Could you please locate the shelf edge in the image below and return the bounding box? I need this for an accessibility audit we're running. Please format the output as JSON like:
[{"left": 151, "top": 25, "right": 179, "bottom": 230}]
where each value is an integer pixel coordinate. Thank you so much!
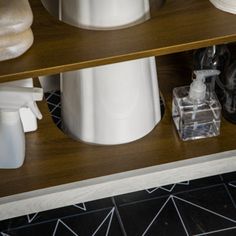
[
  {"left": 1, "top": 149, "right": 236, "bottom": 221},
  {"left": 1, "top": 35, "right": 236, "bottom": 83}
]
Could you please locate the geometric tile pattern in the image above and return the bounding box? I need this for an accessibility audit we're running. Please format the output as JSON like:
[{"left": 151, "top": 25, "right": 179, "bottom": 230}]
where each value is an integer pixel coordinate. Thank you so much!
[
  {"left": 45, "top": 90, "right": 62, "bottom": 128},
  {"left": 1, "top": 175, "right": 236, "bottom": 235},
  {"left": 1, "top": 91, "right": 236, "bottom": 235},
  {"left": 118, "top": 186, "right": 236, "bottom": 236}
]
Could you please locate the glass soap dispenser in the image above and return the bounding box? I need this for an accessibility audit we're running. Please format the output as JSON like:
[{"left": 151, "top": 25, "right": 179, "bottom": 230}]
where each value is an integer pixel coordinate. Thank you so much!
[{"left": 172, "top": 70, "right": 222, "bottom": 141}]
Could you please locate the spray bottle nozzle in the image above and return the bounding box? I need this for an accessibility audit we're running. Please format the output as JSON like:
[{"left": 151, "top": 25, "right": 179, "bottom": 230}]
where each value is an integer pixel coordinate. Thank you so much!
[
  {"left": 189, "top": 69, "right": 221, "bottom": 101},
  {"left": 0, "top": 86, "right": 43, "bottom": 119}
]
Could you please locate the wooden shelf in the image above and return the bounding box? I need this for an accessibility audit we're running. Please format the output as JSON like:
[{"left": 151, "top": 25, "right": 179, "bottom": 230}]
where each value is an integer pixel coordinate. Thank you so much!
[
  {"left": 1, "top": 0, "right": 236, "bottom": 222},
  {"left": 1, "top": 53, "right": 236, "bottom": 220},
  {"left": 1, "top": 0, "right": 236, "bottom": 82}
]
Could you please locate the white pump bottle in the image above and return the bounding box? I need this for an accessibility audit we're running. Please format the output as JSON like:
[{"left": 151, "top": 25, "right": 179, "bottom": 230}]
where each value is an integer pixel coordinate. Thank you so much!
[{"left": 0, "top": 86, "right": 43, "bottom": 169}]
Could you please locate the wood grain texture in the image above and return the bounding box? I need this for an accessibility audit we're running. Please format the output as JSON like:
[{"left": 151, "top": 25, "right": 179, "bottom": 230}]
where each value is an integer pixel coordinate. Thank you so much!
[
  {"left": 1, "top": 0, "right": 236, "bottom": 81},
  {"left": 0, "top": 53, "right": 236, "bottom": 200}
]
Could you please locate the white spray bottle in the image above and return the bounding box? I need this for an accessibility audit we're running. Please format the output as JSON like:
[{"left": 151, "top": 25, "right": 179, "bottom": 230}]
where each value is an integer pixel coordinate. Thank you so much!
[{"left": 0, "top": 86, "right": 43, "bottom": 168}]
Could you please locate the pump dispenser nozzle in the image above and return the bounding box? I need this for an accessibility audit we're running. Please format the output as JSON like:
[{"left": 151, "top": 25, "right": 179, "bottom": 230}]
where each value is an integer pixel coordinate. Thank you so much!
[
  {"left": 0, "top": 86, "right": 43, "bottom": 169},
  {"left": 189, "top": 70, "right": 221, "bottom": 101}
]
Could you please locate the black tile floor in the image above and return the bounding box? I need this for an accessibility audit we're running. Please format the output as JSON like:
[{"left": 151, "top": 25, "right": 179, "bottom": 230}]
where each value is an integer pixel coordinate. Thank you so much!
[
  {"left": 1, "top": 91, "right": 236, "bottom": 235},
  {"left": 1, "top": 175, "right": 236, "bottom": 235}
]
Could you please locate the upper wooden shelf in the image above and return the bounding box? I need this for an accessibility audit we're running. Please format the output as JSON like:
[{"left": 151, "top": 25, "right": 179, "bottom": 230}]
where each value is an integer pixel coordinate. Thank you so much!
[{"left": 1, "top": 0, "right": 236, "bottom": 82}]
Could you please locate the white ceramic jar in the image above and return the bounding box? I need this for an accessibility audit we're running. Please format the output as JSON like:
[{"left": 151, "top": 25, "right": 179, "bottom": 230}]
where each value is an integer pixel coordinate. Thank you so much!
[
  {"left": 61, "top": 57, "right": 161, "bottom": 145},
  {"left": 61, "top": 0, "right": 150, "bottom": 30},
  {"left": 47, "top": 0, "right": 162, "bottom": 145},
  {"left": 209, "top": 0, "right": 236, "bottom": 14}
]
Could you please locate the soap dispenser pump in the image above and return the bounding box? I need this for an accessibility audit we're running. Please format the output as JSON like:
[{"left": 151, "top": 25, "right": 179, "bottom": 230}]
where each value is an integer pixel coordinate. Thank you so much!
[
  {"left": 172, "top": 70, "right": 222, "bottom": 141},
  {"left": 0, "top": 86, "right": 43, "bottom": 169}
]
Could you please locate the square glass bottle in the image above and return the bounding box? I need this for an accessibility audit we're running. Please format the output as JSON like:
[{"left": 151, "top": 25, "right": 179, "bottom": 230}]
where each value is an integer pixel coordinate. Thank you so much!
[{"left": 172, "top": 70, "right": 222, "bottom": 141}]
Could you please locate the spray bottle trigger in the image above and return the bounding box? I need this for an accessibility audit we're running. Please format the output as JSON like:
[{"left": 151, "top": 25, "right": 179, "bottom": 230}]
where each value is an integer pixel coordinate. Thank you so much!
[{"left": 28, "top": 101, "right": 42, "bottom": 120}]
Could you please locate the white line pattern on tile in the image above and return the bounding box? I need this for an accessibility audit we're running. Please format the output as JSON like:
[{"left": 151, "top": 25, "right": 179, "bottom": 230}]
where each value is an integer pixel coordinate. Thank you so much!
[
  {"left": 142, "top": 196, "right": 172, "bottom": 236},
  {"left": 160, "top": 185, "right": 176, "bottom": 192},
  {"left": 172, "top": 197, "right": 189, "bottom": 236},
  {"left": 92, "top": 207, "right": 115, "bottom": 236},
  {"left": 229, "top": 182, "right": 236, "bottom": 188},
  {"left": 73, "top": 203, "right": 86, "bottom": 211},
  {"left": 146, "top": 187, "right": 159, "bottom": 194},
  {"left": 194, "top": 225, "right": 236, "bottom": 235},
  {"left": 52, "top": 219, "right": 78, "bottom": 236},
  {"left": 173, "top": 195, "right": 236, "bottom": 223},
  {"left": 146, "top": 181, "right": 190, "bottom": 194},
  {"left": 27, "top": 213, "right": 39, "bottom": 223},
  {"left": 106, "top": 208, "right": 115, "bottom": 236}
]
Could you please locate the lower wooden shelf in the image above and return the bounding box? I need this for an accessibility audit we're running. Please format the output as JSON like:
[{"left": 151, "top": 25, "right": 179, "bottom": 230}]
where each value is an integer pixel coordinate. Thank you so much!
[{"left": 1, "top": 52, "right": 236, "bottom": 221}]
